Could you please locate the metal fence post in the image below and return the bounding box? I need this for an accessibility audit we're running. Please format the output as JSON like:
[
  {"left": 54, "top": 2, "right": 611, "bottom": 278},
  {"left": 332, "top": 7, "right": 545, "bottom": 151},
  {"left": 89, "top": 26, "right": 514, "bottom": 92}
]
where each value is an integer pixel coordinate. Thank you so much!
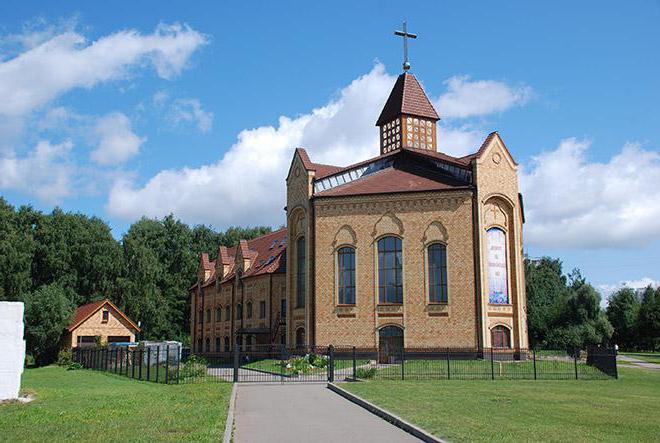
[
  {"left": 156, "top": 346, "right": 160, "bottom": 382},
  {"left": 533, "top": 348, "right": 537, "bottom": 380},
  {"left": 401, "top": 346, "right": 405, "bottom": 381},
  {"left": 176, "top": 345, "right": 181, "bottom": 384},
  {"left": 574, "top": 349, "right": 579, "bottom": 380},
  {"left": 165, "top": 345, "right": 170, "bottom": 384},
  {"left": 446, "top": 347, "right": 451, "bottom": 380},
  {"left": 328, "top": 345, "right": 335, "bottom": 383},
  {"left": 352, "top": 346, "right": 356, "bottom": 380},
  {"left": 147, "top": 348, "right": 151, "bottom": 381},
  {"left": 490, "top": 348, "right": 495, "bottom": 380},
  {"left": 233, "top": 345, "right": 240, "bottom": 383}
]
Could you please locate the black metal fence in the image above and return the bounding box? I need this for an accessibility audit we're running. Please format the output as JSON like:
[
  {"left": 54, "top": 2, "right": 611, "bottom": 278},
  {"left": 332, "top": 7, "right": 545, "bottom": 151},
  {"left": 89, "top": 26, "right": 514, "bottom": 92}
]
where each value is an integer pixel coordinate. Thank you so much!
[
  {"left": 73, "top": 346, "right": 181, "bottom": 384},
  {"left": 73, "top": 345, "right": 617, "bottom": 384}
]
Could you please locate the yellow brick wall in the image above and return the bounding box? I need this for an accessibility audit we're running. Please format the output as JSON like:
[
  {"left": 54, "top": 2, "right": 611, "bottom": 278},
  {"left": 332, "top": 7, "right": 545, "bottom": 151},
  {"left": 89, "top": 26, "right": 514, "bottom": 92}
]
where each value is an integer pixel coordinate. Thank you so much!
[{"left": 312, "top": 190, "right": 478, "bottom": 348}]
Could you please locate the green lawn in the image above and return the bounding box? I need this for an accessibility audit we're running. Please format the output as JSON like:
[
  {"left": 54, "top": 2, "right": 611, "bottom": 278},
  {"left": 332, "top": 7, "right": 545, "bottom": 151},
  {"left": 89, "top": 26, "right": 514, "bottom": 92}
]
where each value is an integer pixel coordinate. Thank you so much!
[
  {"left": 342, "top": 367, "right": 660, "bottom": 442},
  {"left": 0, "top": 366, "right": 232, "bottom": 442},
  {"left": 620, "top": 352, "right": 660, "bottom": 364}
]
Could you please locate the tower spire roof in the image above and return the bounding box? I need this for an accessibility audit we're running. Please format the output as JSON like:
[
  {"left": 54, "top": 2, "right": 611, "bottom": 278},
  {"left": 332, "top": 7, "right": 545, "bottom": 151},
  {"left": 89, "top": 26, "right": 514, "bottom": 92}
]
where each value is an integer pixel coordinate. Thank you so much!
[{"left": 375, "top": 72, "right": 439, "bottom": 126}]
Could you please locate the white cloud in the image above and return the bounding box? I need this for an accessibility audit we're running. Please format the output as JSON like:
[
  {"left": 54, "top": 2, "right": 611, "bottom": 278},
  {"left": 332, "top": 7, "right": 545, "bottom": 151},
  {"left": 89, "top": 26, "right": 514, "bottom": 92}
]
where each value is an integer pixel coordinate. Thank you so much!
[
  {"left": 598, "top": 277, "right": 660, "bottom": 300},
  {"left": 0, "top": 140, "right": 73, "bottom": 202},
  {"left": 169, "top": 98, "right": 213, "bottom": 133},
  {"left": 107, "top": 65, "right": 531, "bottom": 227},
  {"left": 91, "top": 112, "right": 145, "bottom": 165},
  {"left": 435, "top": 75, "right": 532, "bottom": 118},
  {"left": 521, "top": 139, "right": 660, "bottom": 248},
  {"left": 0, "top": 22, "right": 207, "bottom": 118}
]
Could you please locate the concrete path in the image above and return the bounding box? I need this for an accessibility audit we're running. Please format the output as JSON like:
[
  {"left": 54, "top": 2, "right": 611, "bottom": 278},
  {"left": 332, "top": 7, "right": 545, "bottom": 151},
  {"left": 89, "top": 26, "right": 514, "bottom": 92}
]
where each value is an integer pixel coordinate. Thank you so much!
[
  {"left": 617, "top": 355, "right": 660, "bottom": 371},
  {"left": 233, "top": 383, "right": 420, "bottom": 442}
]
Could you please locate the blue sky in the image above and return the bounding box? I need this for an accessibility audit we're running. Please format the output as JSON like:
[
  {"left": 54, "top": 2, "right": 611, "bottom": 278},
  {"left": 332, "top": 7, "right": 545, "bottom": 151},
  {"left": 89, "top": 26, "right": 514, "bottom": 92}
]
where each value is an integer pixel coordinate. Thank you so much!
[{"left": 1, "top": 1, "right": 659, "bottom": 297}]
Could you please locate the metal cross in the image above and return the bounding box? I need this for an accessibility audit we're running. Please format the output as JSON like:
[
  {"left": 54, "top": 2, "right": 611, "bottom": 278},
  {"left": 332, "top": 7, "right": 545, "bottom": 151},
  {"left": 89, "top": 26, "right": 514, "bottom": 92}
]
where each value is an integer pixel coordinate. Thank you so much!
[{"left": 394, "top": 21, "right": 417, "bottom": 71}]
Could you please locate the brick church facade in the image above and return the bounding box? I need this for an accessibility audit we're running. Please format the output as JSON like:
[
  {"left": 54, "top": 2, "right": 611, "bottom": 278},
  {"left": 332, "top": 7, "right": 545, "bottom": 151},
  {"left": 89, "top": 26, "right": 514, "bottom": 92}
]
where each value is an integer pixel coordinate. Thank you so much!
[{"left": 190, "top": 70, "right": 528, "bottom": 355}]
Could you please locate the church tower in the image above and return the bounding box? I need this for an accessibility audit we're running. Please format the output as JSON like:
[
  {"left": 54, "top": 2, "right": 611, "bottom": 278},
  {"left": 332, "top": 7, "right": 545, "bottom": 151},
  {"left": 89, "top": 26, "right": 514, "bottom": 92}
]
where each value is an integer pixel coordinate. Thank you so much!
[{"left": 375, "top": 73, "right": 440, "bottom": 155}]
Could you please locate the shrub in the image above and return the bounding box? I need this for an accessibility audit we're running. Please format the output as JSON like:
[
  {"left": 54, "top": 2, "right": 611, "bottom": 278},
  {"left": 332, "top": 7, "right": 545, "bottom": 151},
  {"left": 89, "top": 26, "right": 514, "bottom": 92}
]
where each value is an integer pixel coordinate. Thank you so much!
[
  {"left": 56, "top": 349, "right": 73, "bottom": 366},
  {"left": 67, "top": 361, "right": 83, "bottom": 370},
  {"left": 178, "top": 355, "right": 208, "bottom": 380},
  {"left": 355, "top": 367, "right": 377, "bottom": 379}
]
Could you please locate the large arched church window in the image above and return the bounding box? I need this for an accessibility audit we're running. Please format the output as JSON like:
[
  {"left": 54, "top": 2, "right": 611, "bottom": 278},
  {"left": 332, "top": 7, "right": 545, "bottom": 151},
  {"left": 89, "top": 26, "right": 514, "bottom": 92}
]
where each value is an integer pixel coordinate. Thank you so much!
[
  {"left": 296, "top": 236, "right": 306, "bottom": 308},
  {"left": 487, "top": 228, "right": 509, "bottom": 304},
  {"left": 427, "top": 243, "right": 448, "bottom": 303},
  {"left": 377, "top": 236, "right": 403, "bottom": 304},
  {"left": 337, "top": 247, "right": 356, "bottom": 305}
]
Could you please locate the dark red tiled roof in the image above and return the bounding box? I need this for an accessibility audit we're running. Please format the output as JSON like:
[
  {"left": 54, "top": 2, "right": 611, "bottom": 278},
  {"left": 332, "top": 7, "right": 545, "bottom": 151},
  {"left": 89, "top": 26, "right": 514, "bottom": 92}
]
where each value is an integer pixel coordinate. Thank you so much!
[
  {"left": 315, "top": 158, "right": 471, "bottom": 198},
  {"left": 376, "top": 73, "right": 439, "bottom": 126},
  {"left": 295, "top": 148, "right": 343, "bottom": 178},
  {"left": 67, "top": 299, "right": 140, "bottom": 332}
]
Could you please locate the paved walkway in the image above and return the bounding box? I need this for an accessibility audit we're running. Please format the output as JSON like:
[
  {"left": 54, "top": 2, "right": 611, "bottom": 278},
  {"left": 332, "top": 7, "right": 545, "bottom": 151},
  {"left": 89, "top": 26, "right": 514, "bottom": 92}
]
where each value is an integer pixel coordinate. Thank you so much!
[
  {"left": 617, "top": 355, "right": 660, "bottom": 371},
  {"left": 233, "top": 384, "right": 420, "bottom": 442}
]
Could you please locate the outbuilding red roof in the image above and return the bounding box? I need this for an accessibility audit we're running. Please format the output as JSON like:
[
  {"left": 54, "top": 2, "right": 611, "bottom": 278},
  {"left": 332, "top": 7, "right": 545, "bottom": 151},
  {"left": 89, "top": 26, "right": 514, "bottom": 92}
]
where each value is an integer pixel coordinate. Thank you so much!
[{"left": 67, "top": 299, "right": 140, "bottom": 332}]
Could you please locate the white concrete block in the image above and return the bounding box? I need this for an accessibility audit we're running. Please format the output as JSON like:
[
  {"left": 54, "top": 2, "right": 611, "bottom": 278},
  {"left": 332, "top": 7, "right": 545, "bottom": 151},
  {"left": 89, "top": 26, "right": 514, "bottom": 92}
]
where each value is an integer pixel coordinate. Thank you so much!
[{"left": 0, "top": 302, "right": 25, "bottom": 401}]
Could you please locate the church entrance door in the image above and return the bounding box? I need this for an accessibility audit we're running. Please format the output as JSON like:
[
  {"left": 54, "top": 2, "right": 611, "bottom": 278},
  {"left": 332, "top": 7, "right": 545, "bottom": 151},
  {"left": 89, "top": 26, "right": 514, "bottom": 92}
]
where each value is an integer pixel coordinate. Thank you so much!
[{"left": 378, "top": 325, "right": 403, "bottom": 364}]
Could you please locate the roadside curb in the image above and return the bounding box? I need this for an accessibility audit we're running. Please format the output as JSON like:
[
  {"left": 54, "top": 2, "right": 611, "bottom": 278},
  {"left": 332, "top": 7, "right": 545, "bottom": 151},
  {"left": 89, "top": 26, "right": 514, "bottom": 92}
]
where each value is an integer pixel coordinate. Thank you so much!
[
  {"left": 222, "top": 383, "right": 237, "bottom": 443},
  {"left": 327, "top": 383, "right": 446, "bottom": 443}
]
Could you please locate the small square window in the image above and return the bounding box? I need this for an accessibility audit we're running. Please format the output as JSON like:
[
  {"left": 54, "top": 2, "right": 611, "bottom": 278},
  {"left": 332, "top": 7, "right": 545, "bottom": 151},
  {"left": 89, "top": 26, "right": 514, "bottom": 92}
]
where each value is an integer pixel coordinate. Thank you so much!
[{"left": 102, "top": 310, "right": 109, "bottom": 323}]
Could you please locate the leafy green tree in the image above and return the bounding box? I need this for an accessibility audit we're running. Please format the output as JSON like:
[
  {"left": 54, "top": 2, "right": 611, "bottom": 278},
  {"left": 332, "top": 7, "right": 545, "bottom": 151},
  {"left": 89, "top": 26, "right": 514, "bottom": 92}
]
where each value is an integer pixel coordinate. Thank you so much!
[
  {"left": 637, "top": 286, "right": 660, "bottom": 350},
  {"left": 0, "top": 199, "right": 36, "bottom": 301},
  {"left": 32, "top": 208, "right": 122, "bottom": 305},
  {"left": 525, "top": 257, "right": 567, "bottom": 347},
  {"left": 546, "top": 283, "right": 613, "bottom": 351},
  {"left": 606, "top": 288, "right": 640, "bottom": 349},
  {"left": 221, "top": 226, "right": 271, "bottom": 247},
  {"left": 24, "top": 284, "right": 75, "bottom": 365}
]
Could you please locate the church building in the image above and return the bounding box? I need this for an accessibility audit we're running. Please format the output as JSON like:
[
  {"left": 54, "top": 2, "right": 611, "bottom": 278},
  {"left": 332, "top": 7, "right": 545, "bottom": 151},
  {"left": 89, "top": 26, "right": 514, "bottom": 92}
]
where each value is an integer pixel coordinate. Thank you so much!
[{"left": 190, "top": 60, "right": 528, "bottom": 357}]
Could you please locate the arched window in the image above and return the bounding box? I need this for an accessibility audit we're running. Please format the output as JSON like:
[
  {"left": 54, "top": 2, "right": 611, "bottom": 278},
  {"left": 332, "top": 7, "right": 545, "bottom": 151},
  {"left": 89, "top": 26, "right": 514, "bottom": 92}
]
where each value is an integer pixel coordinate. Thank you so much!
[
  {"left": 205, "top": 309, "right": 211, "bottom": 322},
  {"left": 377, "top": 236, "right": 403, "bottom": 304},
  {"left": 491, "top": 325, "right": 511, "bottom": 349},
  {"left": 205, "top": 338, "right": 210, "bottom": 352},
  {"left": 224, "top": 336, "right": 230, "bottom": 352},
  {"left": 216, "top": 307, "right": 222, "bottom": 321},
  {"left": 236, "top": 303, "right": 242, "bottom": 320},
  {"left": 197, "top": 338, "right": 202, "bottom": 352},
  {"left": 246, "top": 302, "right": 253, "bottom": 319},
  {"left": 295, "top": 327, "right": 305, "bottom": 349},
  {"left": 487, "top": 228, "right": 509, "bottom": 304},
  {"left": 215, "top": 337, "right": 221, "bottom": 352},
  {"left": 337, "top": 247, "right": 356, "bottom": 305},
  {"left": 225, "top": 306, "right": 231, "bottom": 321},
  {"left": 428, "top": 243, "right": 448, "bottom": 303},
  {"left": 296, "top": 237, "right": 306, "bottom": 308}
]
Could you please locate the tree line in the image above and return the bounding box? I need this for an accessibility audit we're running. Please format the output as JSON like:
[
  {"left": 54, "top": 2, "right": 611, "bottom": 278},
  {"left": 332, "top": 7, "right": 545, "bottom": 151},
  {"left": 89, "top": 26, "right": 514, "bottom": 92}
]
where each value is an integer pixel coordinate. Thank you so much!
[
  {"left": 0, "top": 197, "right": 271, "bottom": 365},
  {"left": 526, "top": 257, "right": 660, "bottom": 352}
]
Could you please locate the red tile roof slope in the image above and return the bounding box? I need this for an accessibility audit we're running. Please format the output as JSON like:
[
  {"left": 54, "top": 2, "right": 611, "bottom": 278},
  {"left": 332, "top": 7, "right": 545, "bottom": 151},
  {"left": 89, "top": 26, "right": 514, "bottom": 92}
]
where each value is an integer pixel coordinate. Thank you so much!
[
  {"left": 196, "top": 228, "right": 288, "bottom": 289},
  {"left": 314, "top": 160, "right": 471, "bottom": 198},
  {"left": 376, "top": 73, "right": 440, "bottom": 126},
  {"left": 67, "top": 299, "right": 140, "bottom": 332}
]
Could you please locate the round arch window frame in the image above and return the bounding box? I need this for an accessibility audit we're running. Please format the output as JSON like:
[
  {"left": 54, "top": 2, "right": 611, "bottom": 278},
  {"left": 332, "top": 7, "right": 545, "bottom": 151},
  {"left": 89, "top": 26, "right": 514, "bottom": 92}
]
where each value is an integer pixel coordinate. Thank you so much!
[
  {"left": 335, "top": 244, "right": 357, "bottom": 306},
  {"left": 374, "top": 234, "right": 405, "bottom": 305},
  {"left": 424, "top": 240, "right": 449, "bottom": 305}
]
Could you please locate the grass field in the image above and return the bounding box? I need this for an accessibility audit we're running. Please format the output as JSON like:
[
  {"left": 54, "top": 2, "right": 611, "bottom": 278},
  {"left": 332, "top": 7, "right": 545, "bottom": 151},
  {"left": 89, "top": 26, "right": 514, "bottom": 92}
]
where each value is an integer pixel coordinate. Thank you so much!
[
  {"left": 620, "top": 352, "right": 660, "bottom": 364},
  {"left": 0, "top": 366, "right": 232, "bottom": 442},
  {"left": 342, "top": 367, "right": 660, "bottom": 442}
]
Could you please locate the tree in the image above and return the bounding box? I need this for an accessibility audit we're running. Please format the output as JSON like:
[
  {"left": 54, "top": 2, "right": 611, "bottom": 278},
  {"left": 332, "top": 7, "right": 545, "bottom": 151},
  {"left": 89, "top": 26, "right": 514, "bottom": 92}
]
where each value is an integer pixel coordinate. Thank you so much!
[
  {"left": 546, "top": 282, "right": 613, "bottom": 351},
  {"left": 24, "top": 284, "right": 75, "bottom": 365},
  {"left": 637, "top": 286, "right": 660, "bottom": 350},
  {"left": 0, "top": 199, "right": 36, "bottom": 301},
  {"left": 525, "top": 257, "right": 567, "bottom": 347},
  {"left": 606, "top": 288, "right": 640, "bottom": 349}
]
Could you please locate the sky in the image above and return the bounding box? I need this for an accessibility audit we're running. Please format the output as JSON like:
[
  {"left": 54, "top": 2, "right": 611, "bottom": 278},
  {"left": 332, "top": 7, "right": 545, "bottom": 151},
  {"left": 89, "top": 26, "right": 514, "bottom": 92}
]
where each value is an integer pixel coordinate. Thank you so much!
[{"left": 1, "top": 1, "right": 659, "bottom": 299}]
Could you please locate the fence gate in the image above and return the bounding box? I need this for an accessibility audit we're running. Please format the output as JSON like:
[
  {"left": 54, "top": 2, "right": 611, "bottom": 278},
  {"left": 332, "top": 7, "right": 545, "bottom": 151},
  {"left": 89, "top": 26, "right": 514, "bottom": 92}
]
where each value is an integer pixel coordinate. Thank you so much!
[{"left": 234, "top": 345, "right": 332, "bottom": 383}]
